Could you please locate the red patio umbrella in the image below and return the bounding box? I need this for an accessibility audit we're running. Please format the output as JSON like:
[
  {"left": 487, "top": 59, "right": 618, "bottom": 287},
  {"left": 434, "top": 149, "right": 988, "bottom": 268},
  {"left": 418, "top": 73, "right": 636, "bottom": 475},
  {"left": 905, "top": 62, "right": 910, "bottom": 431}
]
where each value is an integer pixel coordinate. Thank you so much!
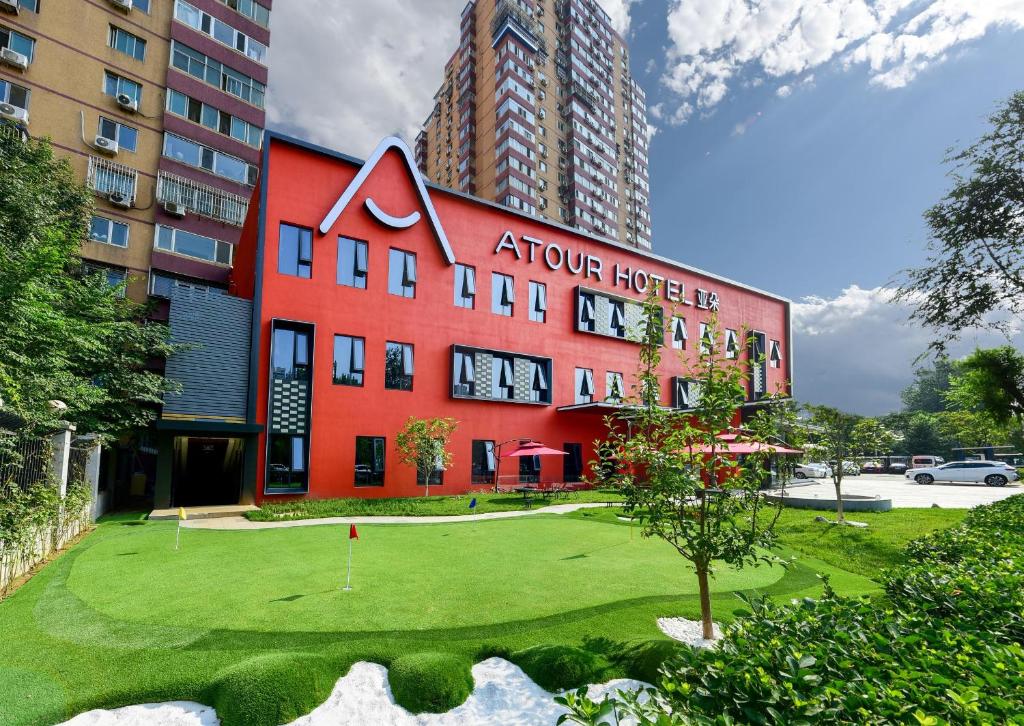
[
  {"left": 691, "top": 441, "right": 803, "bottom": 455},
  {"left": 493, "top": 440, "right": 568, "bottom": 492}
]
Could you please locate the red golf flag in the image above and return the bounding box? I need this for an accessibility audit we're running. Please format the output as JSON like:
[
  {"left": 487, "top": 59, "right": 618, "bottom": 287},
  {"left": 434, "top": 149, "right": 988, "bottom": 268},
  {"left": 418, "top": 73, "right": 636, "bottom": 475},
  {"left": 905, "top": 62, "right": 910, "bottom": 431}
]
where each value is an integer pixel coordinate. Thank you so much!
[{"left": 349, "top": 524, "right": 359, "bottom": 540}]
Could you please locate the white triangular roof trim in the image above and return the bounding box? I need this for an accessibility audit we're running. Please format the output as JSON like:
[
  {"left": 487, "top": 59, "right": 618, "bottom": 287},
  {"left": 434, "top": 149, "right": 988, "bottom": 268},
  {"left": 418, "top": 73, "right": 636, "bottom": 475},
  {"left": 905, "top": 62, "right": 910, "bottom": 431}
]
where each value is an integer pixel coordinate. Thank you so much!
[{"left": 319, "top": 136, "right": 455, "bottom": 265}]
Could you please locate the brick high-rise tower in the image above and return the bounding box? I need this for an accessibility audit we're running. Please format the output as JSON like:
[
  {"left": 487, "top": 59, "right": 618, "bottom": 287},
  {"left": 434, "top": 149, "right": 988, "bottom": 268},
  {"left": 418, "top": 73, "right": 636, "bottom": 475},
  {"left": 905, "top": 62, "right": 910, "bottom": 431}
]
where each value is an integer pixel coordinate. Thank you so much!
[{"left": 415, "top": 0, "right": 652, "bottom": 249}]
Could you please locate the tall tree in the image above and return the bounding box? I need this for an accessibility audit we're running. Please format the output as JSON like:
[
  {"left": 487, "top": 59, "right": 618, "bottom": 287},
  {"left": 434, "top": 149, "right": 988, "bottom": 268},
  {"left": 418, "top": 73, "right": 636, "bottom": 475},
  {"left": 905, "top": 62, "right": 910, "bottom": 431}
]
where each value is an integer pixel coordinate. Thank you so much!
[
  {"left": 804, "top": 406, "right": 861, "bottom": 524},
  {"left": 947, "top": 347, "right": 1024, "bottom": 429},
  {"left": 851, "top": 418, "right": 899, "bottom": 458},
  {"left": 895, "top": 91, "right": 1024, "bottom": 352},
  {"left": 395, "top": 416, "right": 457, "bottom": 497},
  {"left": 596, "top": 288, "right": 786, "bottom": 640},
  {"left": 0, "top": 132, "right": 176, "bottom": 436},
  {"left": 900, "top": 358, "right": 955, "bottom": 413}
]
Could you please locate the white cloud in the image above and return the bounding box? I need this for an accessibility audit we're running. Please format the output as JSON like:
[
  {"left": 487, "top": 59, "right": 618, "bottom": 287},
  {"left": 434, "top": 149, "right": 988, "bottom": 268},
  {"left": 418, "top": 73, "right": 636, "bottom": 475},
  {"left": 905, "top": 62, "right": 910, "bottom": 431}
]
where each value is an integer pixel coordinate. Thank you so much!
[
  {"left": 792, "top": 285, "right": 1024, "bottom": 415},
  {"left": 776, "top": 84, "right": 793, "bottom": 97},
  {"left": 603, "top": 0, "right": 644, "bottom": 36},
  {"left": 660, "top": 0, "right": 1024, "bottom": 121}
]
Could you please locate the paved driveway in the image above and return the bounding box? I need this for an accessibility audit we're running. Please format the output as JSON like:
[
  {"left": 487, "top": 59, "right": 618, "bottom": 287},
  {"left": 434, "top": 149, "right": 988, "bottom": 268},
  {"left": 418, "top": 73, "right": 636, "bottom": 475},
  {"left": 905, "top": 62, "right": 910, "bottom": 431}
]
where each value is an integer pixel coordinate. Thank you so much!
[{"left": 779, "top": 474, "right": 1022, "bottom": 508}]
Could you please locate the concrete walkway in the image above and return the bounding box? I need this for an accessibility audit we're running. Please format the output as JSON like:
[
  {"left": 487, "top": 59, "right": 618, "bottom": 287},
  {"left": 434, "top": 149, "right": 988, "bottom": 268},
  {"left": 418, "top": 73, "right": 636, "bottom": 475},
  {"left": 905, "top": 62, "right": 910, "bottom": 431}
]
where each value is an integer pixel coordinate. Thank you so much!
[{"left": 181, "top": 501, "right": 615, "bottom": 530}]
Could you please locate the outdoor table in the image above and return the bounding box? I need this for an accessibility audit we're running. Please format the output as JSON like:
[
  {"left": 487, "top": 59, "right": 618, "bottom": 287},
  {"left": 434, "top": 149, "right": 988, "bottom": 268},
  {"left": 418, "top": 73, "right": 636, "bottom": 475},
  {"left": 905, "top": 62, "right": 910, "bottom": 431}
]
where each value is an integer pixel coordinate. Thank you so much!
[{"left": 514, "top": 486, "right": 539, "bottom": 508}]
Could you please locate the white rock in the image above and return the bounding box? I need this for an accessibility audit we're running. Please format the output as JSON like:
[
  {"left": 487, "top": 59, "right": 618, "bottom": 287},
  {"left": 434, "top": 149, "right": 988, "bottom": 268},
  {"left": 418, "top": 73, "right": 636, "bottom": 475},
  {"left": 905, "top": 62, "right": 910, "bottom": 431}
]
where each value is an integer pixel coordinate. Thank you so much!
[
  {"left": 60, "top": 702, "right": 218, "bottom": 726},
  {"left": 657, "top": 617, "right": 721, "bottom": 649}
]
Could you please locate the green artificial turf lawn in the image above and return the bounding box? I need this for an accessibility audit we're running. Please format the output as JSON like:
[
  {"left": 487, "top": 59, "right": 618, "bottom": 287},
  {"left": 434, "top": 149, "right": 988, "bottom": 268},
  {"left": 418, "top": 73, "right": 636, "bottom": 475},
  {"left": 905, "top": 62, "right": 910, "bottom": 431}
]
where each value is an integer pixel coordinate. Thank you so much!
[
  {"left": 247, "top": 489, "right": 624, "bottom": 520},
  {"left": 0, "top": 508, "right": 903, "bottom": 726}
]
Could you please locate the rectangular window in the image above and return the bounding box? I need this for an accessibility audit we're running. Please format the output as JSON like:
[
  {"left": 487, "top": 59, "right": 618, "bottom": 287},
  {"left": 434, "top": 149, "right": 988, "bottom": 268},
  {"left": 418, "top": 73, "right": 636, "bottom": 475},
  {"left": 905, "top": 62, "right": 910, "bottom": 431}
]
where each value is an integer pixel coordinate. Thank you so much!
[
  {"left": 333, "top": 334, "right": 365, "bottom": 386},
  {"left": 165, "top": 90, "right": 263, "bottom": 148},
  {"left": 529, "top": 359, "right": 550, "bottom": 403},
  {"left": 609, "top": 300, "right": 626, "bottom": 338},
  {"left": 453, "top": 348, "right": 476, "bottom": 397},
  {"left": 97, "top": 117, "right": 138, "bottom": 152},
  {"left": 575, "top": 367, "right": 594, "bottom": 404},
  {"left": 16, "top": 1, "right": 40, "bottom": 12},
  {"left": 109, "top": 26, "right": 146, "bottom": 61},
  {"left": 162, "top": 133, "right": 258, "bottom": 185},
  {"left": 492, "top": 272, "right": 514, "bottom": 316},
  {"left": 529, "top": 281, "right": 547, "bottom": 323},
  {"left": 699, "top": 322, "right": 713, "bottom": 354},
  {"left": 103, "top": 71, "right": 141, "bottom": 104},
  {"left": 577, "top": 291, "right": 596, "bottom": 332},
  {"left": 170, "top": 40, "right": 266, "bottom": 108},
  {"left": 355, "top": 436, "right": 386, "bottom": 486},
  {"left": 154, "top": 225, "right": 232, "bottom": 265},
  {"left": 725, "top": 329, "right": 739, "bottom": 359},
  {"left": 88, "top": 215, "right": 129, "bottom": 248},
  {"left": 271, "top": 326, "right": 311, "bottom": 381},
  {"left": 387, "top": 249, "right": 416, "bottom": 297},
  {"left": 492, "top": 355, "right": 515, "bottom": 399},
  {"left": 471, "top": 440, "right": 496, "bottom": 485},
  {"left": 606, "top": 371, "right": 624, "bottom": 402},
  {"left": 278, "top": 223, "right": 312, "bottom": 278},
  {"left": 134, "top": 0, "right": 151, "bottom": 12},
  {"left": 385, "top": 341, "right": 414, "bottom": 391},
  {"left": 0, "top": 78, "right": 29, "bottom": 109},
  {"left": 454, "top": 263, "right": 476, "bottom": 308},
  {"left": 671, "top": 316, "right": 687, "bottom": 350},
  {"left": 174, "top": 0, "right": 268, "bottom": 64},
  {"left": 769, "top": 340, "right": 782, "bottom": 369},
  {"left": 84, "top": 263, "right": 127, "bottom": 293},
  {"left": 563, "top": 443, "right": 583, "bottom": 483},
  {"left": 218, "top": 0, "right": 271, "bottom": 28},
  {"left": 268, "top": 434, "right": 307, "bottom": 492},
  {"left": 519, "top": 454, "right": 541, "bottom": 483},
  {"left": 0, "top": 25, "right": 35, "bottom": 62},
  {"left": 337, "top": 237, "right": 368, "bottom": 288}
]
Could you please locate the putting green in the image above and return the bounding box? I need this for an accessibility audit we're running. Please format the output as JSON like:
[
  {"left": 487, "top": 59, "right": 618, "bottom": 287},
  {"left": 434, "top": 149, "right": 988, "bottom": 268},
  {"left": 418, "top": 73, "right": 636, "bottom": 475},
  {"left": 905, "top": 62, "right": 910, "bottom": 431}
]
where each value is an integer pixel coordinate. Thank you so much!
[{"left": 65, "top": 517, "right": 785, "bottom": 633}]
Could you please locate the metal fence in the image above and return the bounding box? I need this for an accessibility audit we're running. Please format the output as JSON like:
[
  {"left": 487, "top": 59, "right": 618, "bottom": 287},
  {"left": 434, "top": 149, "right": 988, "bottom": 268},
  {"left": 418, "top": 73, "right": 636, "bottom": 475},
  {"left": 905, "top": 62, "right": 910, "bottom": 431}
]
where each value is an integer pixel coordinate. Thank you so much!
[
  {"left": 0, "top": 431, "right": 53, "bottom": 496},
  {"left": 67, "top": 442, "right": 91, "bottom": 488}
]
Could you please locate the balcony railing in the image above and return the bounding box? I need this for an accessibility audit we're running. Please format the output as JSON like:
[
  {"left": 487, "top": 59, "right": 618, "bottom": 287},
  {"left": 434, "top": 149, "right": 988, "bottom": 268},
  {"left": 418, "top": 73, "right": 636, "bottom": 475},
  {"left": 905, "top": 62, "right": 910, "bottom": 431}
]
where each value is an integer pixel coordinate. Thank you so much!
[
  {"left": 87, "top": 156, "right": 138, "bottom": 205},
  {"left": 156, "top": 171, "right": 250, "bottom": 227}
]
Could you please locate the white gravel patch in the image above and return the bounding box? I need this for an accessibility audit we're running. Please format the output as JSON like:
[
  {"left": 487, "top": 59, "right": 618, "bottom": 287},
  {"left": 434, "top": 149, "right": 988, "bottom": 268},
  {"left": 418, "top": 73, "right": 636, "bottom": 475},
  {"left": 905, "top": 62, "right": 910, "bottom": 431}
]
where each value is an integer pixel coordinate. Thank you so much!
[
  {"left": 58, "top": 658, "right": 651, "bottom": 726},
  {"left": 657, "top": 617, "right": 721, "bottom": 648}
]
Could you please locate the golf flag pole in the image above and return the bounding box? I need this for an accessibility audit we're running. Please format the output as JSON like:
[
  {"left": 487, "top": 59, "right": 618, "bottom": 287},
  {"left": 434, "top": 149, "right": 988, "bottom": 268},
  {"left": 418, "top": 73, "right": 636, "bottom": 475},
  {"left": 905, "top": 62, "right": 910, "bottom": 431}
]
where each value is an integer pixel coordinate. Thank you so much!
[
  {"left": 176, "top": 507, "right": 187, "bottom": 550},
  {"left": 343, "top": 524, "right": 358, "bottom": 591}
]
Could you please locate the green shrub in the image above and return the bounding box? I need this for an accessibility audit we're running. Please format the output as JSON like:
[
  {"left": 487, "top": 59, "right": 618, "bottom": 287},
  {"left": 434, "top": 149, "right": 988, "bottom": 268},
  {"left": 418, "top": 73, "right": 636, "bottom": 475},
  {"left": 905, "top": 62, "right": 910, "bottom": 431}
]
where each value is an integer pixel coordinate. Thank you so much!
[
  {"left": 387, "top": 652, "right": 473, "bottom": 714},
  {"left": 511, "top": 644, "right": 609, "bottom": 691},
  {"left": 205, "top": 653, "right": 335, "bottom": 726},
  {"left": 611, "top": 639, "right": 686, "bottom": 684}
]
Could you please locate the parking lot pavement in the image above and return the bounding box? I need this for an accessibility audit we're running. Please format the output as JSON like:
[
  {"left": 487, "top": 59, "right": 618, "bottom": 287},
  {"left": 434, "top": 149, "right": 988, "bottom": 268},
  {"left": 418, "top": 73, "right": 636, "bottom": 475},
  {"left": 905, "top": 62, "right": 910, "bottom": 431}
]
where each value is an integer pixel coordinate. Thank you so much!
[{"left": 780, "top": 474, "right": 1022, "bottom": 509}]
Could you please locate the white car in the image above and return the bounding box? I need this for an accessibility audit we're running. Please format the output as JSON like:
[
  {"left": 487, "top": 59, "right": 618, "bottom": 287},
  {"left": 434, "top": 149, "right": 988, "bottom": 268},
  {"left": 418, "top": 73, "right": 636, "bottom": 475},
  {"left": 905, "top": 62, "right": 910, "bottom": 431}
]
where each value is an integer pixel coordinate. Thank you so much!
[
  {"left": 906, "top": 461, "right": 1019, "bottom": 487},
  {"left": 794, "top": 462, "right": 831, "bottom": 479}
]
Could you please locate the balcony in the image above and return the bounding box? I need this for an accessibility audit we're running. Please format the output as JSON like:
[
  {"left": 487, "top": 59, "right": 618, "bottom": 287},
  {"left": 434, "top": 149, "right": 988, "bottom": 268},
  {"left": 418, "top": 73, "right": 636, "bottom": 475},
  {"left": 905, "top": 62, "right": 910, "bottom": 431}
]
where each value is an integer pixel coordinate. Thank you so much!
[
  {"left": 87, "top": 156, "right": 138, "bottom": 206},
  {"left": 156, "top": 171, "right": 250, "bottom": 227}
]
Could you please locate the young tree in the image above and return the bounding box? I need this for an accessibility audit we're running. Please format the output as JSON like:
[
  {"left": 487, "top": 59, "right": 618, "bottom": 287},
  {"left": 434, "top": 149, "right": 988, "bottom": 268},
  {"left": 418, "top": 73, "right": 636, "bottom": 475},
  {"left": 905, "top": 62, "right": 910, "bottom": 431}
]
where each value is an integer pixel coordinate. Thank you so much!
[
  {"left": 850, "top": 418, "right": 899, "bottom": 458},
  {"left": 804, "top": 405, "right": 860, "bottom": 524},
  {"left": 395, "top": 416, "right": 457, "bottom": 497},
  {"left": 596, "top": 288, "right": 787, "bottom": 640},
  {"left": 895, "top": 91, "right": 1024, "bottom": 352},
  {"left": 0, "top": 131, "right": 176, "bottom": 436}
]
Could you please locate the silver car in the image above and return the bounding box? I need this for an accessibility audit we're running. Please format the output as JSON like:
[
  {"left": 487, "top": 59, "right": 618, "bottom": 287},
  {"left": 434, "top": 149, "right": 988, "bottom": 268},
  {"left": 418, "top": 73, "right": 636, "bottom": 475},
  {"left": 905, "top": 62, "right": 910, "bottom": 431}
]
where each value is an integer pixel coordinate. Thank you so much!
[
  {"left": 906, "top": 461, "right": 1019, "bottom": 487},
  {"left": 794, "top": 462, "right": 831, "bottom": 479}
]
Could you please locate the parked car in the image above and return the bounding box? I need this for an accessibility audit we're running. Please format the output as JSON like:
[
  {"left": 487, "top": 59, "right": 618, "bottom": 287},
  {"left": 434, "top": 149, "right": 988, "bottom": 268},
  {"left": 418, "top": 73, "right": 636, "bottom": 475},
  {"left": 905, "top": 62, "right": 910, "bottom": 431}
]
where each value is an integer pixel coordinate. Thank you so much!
[
  {"left": 859, "top": 461, "right": 885, "bottom": 474},
  {"left": 887, "top": 462, "right": 908, "bottom": 474},
  {"left": 911, "top": 455, "right": 945, "bottom": 469},
  {"left": 906, "top": 461, "right": 1018, "bottom": 487},
  {"left": 794, "top": 462, "right": 831, "bottom": 479},
  {"left": 828, "top": 460, "right": 862, "bottom": 476}
]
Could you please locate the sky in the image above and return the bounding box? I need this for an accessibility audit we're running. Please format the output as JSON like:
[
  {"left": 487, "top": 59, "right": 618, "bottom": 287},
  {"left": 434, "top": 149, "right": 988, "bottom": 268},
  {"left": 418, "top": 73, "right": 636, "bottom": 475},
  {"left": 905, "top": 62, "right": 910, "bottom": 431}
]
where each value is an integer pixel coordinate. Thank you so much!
[{"left": 265, "top": 1, "right": 1024, "bottom": 416}]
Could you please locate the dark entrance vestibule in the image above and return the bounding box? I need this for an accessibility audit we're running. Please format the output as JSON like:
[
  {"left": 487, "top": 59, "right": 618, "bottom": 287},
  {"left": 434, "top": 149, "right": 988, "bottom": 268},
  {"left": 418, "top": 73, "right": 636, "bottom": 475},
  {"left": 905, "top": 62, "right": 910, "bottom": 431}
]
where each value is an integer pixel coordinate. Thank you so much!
[{"left": 172, "top": 436, "right": 244, "bottom": 506}]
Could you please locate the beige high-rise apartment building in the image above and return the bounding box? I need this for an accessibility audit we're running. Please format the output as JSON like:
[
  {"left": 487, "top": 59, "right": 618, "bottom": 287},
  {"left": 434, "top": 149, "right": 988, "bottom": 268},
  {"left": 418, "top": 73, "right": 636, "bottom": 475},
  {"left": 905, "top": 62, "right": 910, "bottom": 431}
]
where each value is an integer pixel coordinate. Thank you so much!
[
  {"left": 415, "top": 0, "right": 652, "bottom": 249},
  {"left": 0, "top": 0, "right": 271, "bottom": 300}
]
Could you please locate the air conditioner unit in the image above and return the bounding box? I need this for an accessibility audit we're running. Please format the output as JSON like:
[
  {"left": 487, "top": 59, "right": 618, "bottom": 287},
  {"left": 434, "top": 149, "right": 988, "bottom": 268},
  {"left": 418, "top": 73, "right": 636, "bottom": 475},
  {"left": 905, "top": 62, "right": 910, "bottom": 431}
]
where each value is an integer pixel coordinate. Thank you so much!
[
  {"left": 0, "top": 102, "right": 28, "bottom": 124},
  {"left": 0, "top": 47, "right": 28, "bottom": 70},
  {"left": 107, "top": 191, "right": 132, "bottom": 209},
  {"left": 163, "top": 201, "right": 187, "bottom": 218},
  {"left": 107, "top": 0, "right": 133, "bottom": 10},
  {"left": 93, "top": 135, "right": 119, "bottom": 155},
  {"left": 538, "top": 108, "right": 546, "bottom": 119},
  {"left": 115, "top": 93, "right": 138, "bottom": 113},
  {"left": 0, "top": 0, "right": 19, "bottom": 14}
]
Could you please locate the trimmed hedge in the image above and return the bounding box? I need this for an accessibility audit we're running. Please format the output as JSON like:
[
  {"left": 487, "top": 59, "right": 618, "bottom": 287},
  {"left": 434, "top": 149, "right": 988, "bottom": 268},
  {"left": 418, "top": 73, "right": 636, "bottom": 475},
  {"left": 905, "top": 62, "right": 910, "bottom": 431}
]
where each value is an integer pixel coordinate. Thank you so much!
[
  {"left": 205, "top": 653, "right": 336, "bottom": 726},
  {"left": 560, "top": 495, "right": 1024, "bottom": 725},
  {"left": 387, "top": 652, "right": 473, "bottom": 714},
  {"left": 511, "top": 644, "right": 610, "bottom": 692}
]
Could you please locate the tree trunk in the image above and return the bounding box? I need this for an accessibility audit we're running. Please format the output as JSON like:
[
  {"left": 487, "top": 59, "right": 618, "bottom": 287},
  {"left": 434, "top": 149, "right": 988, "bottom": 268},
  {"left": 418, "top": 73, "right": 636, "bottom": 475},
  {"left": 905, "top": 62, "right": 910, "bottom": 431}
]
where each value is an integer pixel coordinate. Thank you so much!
[
  {"left": 834, "top": 478, "right": 844, "bottom": 523},
  {"left": 423, "top": 468, "right": 429, "bottom": 498},
  {"left": 696, "top": 565, "right": 715, "bottom": 640}
]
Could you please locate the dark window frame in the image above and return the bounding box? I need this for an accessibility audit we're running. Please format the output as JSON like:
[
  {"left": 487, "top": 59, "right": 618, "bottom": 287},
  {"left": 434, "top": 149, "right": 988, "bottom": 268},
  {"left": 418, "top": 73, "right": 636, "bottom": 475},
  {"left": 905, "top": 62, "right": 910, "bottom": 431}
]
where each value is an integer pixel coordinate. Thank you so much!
[
  {"left": 354, "top": 435, "right": 386, "bottom": 487},
  {"left": 387, "top": 247, "right": 417, "bottom": 298},
  {"left": 384, "top": 341, "right": 414, "bottom": 391},
  {"left": 333, "top": 334, "right": 365, "bottom": 386},
  {"left": 278, "top": 222, "right": 313, "bottom": 278}
]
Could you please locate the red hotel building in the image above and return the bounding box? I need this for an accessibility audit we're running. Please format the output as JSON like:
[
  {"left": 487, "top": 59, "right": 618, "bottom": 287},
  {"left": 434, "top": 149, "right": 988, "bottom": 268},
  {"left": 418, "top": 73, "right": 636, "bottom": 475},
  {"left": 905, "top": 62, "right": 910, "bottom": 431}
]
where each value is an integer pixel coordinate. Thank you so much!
[{"left": 152, "top": 132, "right": 792, "bottom": 507}]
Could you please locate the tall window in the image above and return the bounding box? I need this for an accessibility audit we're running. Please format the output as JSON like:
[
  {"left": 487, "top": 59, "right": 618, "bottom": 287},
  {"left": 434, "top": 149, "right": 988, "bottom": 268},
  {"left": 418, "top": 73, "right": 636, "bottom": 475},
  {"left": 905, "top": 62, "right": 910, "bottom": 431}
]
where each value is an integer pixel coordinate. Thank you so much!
[
  {"left": 519, "top": 455, "right": 541, "bottom": 483},
  {"left": 725, "top": 329, "right": 739, "bottom": 359},
  {"left": 606, "top": 371, "right": 624, "bottom": 402},
  {"left": 278, "top": 224, "right": 312, "bottom": 278},
  {"left": 109, "top": 26, "right": 146, "bottom": 61},
  {"left": 355, "top": 436, "right": 385, "bottom": 487},
  {"left": 471, "top": 440, "right": 496, "bottom": 484},
  {"left": 529, "top": 281, "right": 547, "bottom": 323},
  {"left": 103, "top": 72, "right": 142, "bottom": 105},
  {"left": 97, "top": 117, "right": 138, "bottom": 152},
  {"left": 699, "top": 322, "right": 713, "bottom": 354},
  {"left": 563, "top": 443, "right": 583, "bottom": 483},
  {"left": 385, "top": 341, "right": 414, "bottom": 391},
  {"left": 268, "top": 435, "right": 306, "bottom": 491},
  {"left": 337, "top": 237, "right": 367, "bottom": 288},
  {"left": 453, "top": 348, "right": 476, "bottom": 396},
  {"left": 492, "top": 272, "right": 514, "bottom": 316},
  {"left": 609, "top": 300, "right": 626, "bottom": 338},
  {"left": 271, "top": 327, "right": 310, "bottom": 381},
  {"left": 529, "top": 360, "right": 550, "bottom": 403},
  {"left": 333, "top": 335, "right": 365, "bottom": 386},
  {"left": 671, "top": 316, "right": 687, "bottom": 350},
  {"left": 769, "top": 340, "right": 782, "bottom": 369},
  {"left": 492, "top": 355, "right": 514, "bottom": 399},
  {"left": 578, "top": 291, "right": 596, "bottom": 331},
  {"left": 88, "top": 216, "right": 129, "bottom": 248},
  {"left": 574, "top": 367, "right": 594, "bottom": 404},
  {"left": 454, "top": 263, "right": 476, "bottom": 308},
  {"left": 387, "top": 249, "right": 416, "bottom": 298}
]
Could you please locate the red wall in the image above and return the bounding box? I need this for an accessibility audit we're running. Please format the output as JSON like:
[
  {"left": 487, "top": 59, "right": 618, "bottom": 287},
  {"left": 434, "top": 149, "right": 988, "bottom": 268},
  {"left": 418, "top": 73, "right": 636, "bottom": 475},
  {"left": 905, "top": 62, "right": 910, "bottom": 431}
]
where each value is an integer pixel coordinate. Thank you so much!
[{"left": 245, "top": 137, "right": 791, "bottom": 502}]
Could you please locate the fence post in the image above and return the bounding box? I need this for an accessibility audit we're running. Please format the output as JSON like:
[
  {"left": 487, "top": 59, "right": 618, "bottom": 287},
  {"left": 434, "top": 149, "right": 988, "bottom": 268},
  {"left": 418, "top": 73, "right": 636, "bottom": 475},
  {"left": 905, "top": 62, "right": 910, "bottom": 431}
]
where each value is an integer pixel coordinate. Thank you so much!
[
  {"left": 79, "top": 434, "right": 103, "bottom": 521},
  {"left": 50, "top": 423, "right": 76, "bottom": 498}
]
